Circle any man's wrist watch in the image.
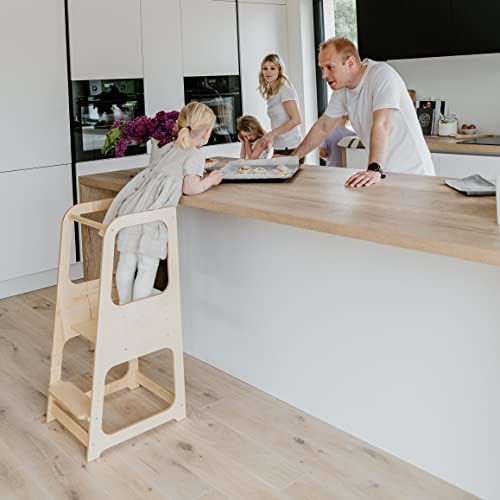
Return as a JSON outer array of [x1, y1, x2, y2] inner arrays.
[[367, 162, 386, 179]]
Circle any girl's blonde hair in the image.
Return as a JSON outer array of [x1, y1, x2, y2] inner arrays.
[[258, 54, 289, 100], [237, 115, 266, 139], [176, 102, 216, 149]]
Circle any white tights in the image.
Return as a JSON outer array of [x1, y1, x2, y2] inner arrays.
[[115, 252, 160, 305]]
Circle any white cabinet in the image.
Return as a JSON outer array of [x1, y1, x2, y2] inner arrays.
[[68, 0, 143, 79], [238, 2, 289, 128], [141, 0, 184, 115], [203, 142, 242, 159], [431, 153, 441, 176], [0, 0, 71, 172], [0, 165, 74, 282], [434, 153, 500, 180], [181, 0, 239, 76]]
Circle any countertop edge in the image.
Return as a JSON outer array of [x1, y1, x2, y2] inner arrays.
[[179, 197, 500, 268]]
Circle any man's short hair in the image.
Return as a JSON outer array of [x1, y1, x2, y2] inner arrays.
[[319, 37, 361, 64]]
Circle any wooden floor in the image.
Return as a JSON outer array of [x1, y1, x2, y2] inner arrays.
[[0, 287, 477, 500]]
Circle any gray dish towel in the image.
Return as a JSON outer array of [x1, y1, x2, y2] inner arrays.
[[445, 174, 496, 196]]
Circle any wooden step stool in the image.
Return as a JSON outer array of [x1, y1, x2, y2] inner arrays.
[[46, 199, 186, 461]]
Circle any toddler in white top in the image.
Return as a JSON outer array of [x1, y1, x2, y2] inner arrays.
[[237, 115, 273, 160], [102, 102, 224, 305]]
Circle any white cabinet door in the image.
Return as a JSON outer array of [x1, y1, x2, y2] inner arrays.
[[0, 0, 71, 172], [238, 2, 288, 129], [181, 0, 239, 76], [141, 0, 184, 115], [68, 0, 143, 79], [0, 165, 74, 282], [431, 153, 441, 176], [436, 153, 500, 180]]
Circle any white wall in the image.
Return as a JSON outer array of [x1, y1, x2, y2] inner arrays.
[[238, 1, 289, 131], [286, 0, 319, 163], [389, 53, 500, 134]]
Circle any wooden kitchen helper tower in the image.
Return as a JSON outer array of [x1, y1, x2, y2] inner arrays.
[[46, 199, 186, 461]]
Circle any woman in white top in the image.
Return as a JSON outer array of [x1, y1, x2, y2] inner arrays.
[[258, 54, 303, 162]]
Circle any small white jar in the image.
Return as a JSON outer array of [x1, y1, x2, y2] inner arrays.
[[438, 115, 458, 136]]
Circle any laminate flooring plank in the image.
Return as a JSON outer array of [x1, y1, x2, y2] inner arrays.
[[173, 406, 305, 489], [203, 395, 478, 500], [0, 367, 206, 500], [284, 472, 370, 500], [34, 286, 58, 304], [0, 288, 479, 500], [136, 422, 290, 500], [195, 489, 231, 500]]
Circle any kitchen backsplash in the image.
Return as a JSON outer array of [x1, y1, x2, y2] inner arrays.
[[389, 53, 500, 134]]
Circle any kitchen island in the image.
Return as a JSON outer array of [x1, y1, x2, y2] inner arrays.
[[80, 161, 500, 500]]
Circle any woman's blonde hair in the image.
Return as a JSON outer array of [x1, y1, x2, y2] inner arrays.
[[258, 54, 289, 100], [176, 102, 216, 149], [237, 115, 266, 138]]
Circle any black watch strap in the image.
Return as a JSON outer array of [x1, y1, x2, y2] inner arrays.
[[367, 162, 386, 179]]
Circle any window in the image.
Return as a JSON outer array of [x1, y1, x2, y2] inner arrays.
[[333, 0, 357, 45], [313, 0, 359, 116]]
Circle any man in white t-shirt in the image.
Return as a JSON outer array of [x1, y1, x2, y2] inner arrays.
[[292, 37, 435, 187]]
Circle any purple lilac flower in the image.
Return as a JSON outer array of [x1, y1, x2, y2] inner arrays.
[[110, 110, 179, 157], [110, 119, 123, 130]]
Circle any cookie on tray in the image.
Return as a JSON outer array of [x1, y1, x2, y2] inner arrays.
[[252, 167, 267, 175], [238, 165, 252, 174], [275, 165, 290, 174]]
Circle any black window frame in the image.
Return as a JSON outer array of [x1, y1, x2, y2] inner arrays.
[[312, 0, 328, 117]]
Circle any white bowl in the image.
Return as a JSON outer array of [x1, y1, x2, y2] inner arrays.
[[461, 128, 478, 135], [204, 158, 219, 171]]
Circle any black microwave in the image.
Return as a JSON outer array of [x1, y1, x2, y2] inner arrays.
[[184, 75, 242, 145]]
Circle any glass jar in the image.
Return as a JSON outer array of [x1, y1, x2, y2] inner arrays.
[[438, 114, 458, 136]]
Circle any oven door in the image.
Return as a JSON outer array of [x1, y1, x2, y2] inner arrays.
[[185, 91, 241, 145]]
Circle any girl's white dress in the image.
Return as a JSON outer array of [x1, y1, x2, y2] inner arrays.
[[102, 142, 204, 259], [251, 141, 274, 159]]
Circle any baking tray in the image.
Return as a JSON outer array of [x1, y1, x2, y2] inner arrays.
[[220, 157, 300, 182]]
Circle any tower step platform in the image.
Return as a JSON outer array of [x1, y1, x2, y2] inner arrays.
[[46, 198, 186, 461]]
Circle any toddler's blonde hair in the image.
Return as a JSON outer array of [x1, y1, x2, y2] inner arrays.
[[258, 54, 289, 100], [237, 115, 266, 139], [177, 102, 216, 149]]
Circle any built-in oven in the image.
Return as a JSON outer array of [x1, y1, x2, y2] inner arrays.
[[184, 75, 241, 145], [71, 78, 145, 162]]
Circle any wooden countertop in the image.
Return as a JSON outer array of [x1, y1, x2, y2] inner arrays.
[[79, 160, 500, 267], [425, 135, 500, 156]]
